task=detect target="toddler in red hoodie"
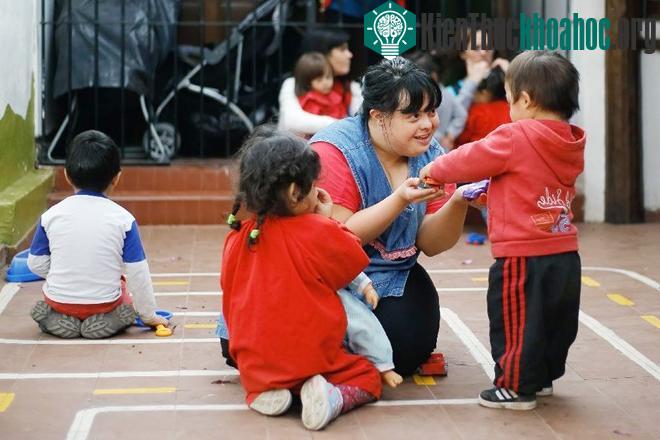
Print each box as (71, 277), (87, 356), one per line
(294, 52), (347, 121)
(420, 51), (585, 411)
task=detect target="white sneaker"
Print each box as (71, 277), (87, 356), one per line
(249, 389), (292, 416)
(536, 386), (553, 397)
(301, 375), (343, 430)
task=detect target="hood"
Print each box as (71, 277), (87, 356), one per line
(519, 119), (586, 186)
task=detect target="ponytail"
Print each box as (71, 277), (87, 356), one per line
(227, 196), (242, 230)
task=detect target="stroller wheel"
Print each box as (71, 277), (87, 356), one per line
(142, 122), (181, 162)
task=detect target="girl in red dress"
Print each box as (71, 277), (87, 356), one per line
(294, 52), (348, 121)
(221, 126), (382, 430)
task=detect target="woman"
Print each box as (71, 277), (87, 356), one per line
(310, 57), (471, 376)
(278, 29), (362, 136)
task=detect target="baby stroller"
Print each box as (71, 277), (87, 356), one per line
(48, 0), (180, 163)
(155, 0), (294, 159)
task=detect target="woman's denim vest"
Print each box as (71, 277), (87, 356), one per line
(310, 116), (443, 298)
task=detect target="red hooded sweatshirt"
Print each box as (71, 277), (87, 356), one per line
(430, 119), (586, 258)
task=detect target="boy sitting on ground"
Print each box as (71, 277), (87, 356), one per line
(28, 130), (168, 339)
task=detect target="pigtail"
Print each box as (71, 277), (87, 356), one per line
(248, 211), (266, 247)
(227, 196), (242, 231)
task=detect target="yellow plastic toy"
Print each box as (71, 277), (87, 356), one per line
(155, 324), (173, 337)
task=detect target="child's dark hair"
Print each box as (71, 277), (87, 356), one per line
(505, 50), (580, 119)
(361, 57), (441, 122)
(294, 52), (332, 96)
(227, 124), (321, 246)
(478, 66), (506, 100)
(65, 130), (121, 192)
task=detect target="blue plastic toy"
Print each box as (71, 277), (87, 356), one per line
(134, 309), (173, 327)
(466, 232), (487, 245)
(5, 249), (44, 282)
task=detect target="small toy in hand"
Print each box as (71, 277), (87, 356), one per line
(417, 353), (448, 376)
(418, 176), (442, 189)
(461, 179), (489, 204)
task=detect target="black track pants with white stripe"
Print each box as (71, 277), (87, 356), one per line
(486, 252), (581, 395)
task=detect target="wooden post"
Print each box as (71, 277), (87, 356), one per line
(605, 0), (644, 223)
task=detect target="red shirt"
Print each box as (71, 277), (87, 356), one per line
(430, 119), (586, 257)
(457, 100), (511, 146)
(312, 141), (453, 213)
(221, 214), (382, 401)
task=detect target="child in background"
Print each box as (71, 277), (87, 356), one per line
(420, 51), (585, 410)
(28, 130), (169, 339)
(407, 51), (467, 150)
(456, 66), (511, 145)
(220, 126), (383, 430)
(294, 52), (348, 121)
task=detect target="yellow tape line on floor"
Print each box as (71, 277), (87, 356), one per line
(581, 276), (600, 287)
(412, 375), (436, 386)
(152, 280), (189, 286)
(93, 387), (176, 395)
(184, 324), (217, 329)
(641, 315), (660, 329)
(0, 393), (15, 412)
(607, 293), (635, 306)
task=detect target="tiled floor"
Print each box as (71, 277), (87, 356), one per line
(1, 223), (659, 439)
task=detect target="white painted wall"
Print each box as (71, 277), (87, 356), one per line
(641, 41), (660, 212)
(568, 0), (606, 222)
(0, 0), (37, 120)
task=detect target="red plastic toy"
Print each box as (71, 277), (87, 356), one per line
(417, 353), (448, 376)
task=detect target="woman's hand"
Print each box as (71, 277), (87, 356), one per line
(394, 177), (444, 204)
(466, 59), (490, 83)
(315, 187), (334, 218)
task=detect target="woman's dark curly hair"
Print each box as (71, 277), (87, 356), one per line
(227, 124), (321, 245)
(361, 56), (441, 123)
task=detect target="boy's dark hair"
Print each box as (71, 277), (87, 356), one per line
(228, 124), (321, 246)
(294, 52), (332, 96)
(506, 51), (580, 119)
(478, 66), (506, 100)
(65, 130), (121, 192)
(361, 56), (441, 122)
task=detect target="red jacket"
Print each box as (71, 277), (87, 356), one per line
(456, 100), (511, 146)
(298, 82), (349, 120)
(430, 119), (586, 257)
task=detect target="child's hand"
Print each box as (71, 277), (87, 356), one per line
(140, 313), (169, 327)
(314, 187), (333, 218)
(394, 177), (444, 204)
(363, 283), (379, 309)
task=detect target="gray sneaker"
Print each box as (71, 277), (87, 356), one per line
(80, 304), (136, 339)
(31, 300), (81, 339)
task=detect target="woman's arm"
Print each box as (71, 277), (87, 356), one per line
(278, 77), (337, 135)
(416, 190), (469, 256)
(333, 178), (442, 245)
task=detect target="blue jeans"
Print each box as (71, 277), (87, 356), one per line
(338, 288), (394, 372)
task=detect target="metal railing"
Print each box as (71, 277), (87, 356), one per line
(37, 0), (560, 165)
